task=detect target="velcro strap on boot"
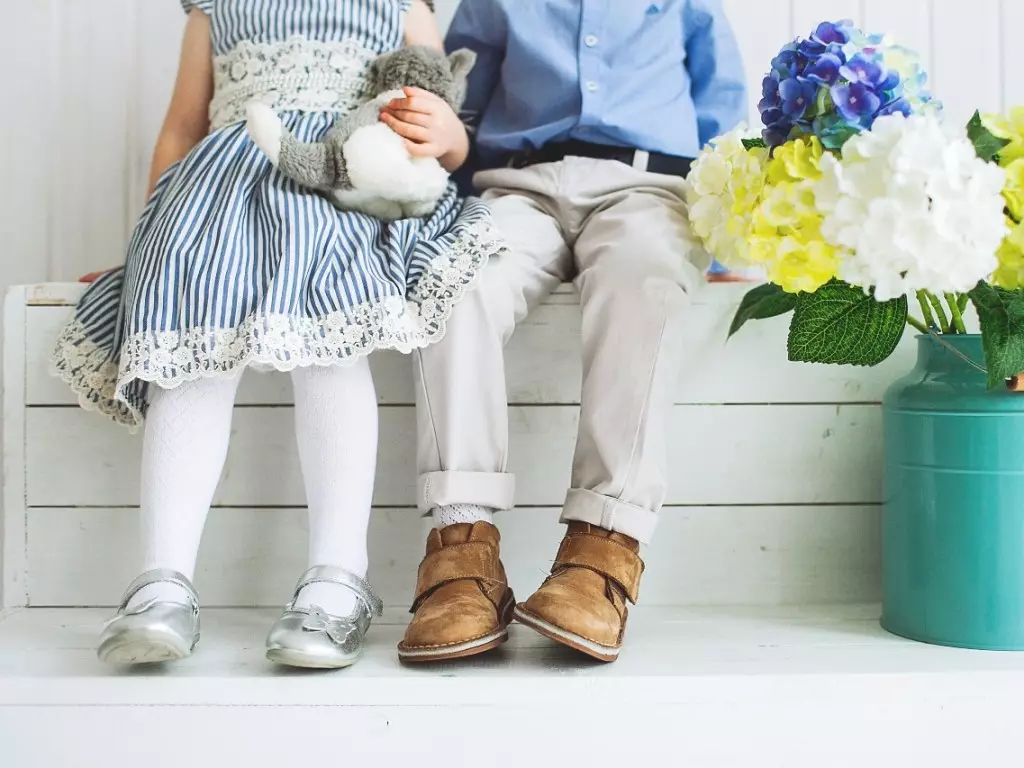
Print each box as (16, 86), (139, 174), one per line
(413, 541), (501, 609)
(554, 534), (645, 604)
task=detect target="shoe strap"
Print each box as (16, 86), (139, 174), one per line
(117, 569), (199, 612)
(413, 540), (501, 610)
(553, 533), (645, 604)
(288, 565), (384, 618)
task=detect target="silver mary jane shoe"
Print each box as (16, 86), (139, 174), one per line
(266, 566), (383, 669)
(97, 569), (201, 665)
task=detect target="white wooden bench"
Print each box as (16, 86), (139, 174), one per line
(2, 281), (910, 610)
(12, 281), (1024, 766)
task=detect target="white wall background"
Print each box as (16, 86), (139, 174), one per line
(1, 0), (1018, 293)
(0, 0), (1015, 403)
(0, 0), (1013, 606)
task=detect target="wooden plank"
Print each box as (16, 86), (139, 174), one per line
(26, 290), (918, 406)
(2, 289), (28, 608)
(721, 0), (792, 125)
(127, 2), (187, 228)
(0, 1), (56, 288)
(931, 0), (1003, 123)
(862, 0), (932, 74)
(25, 404), (883, 508)
(6, 608), (1024, 768)
(25, 505), (881, 607)
(20, 281), (578, 308)
(49, 0), (135, 281)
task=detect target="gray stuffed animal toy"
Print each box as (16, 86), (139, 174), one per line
(245, 45), (476, 221)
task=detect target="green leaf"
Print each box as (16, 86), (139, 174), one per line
(787, 281), (908, 366)
(968, 282), (1024, 388)
(967, 110), (1011, 162)
(728, 283), (799, 337)
(741, 137), (767, 150)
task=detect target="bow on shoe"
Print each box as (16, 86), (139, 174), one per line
(301, 605), (356, 646)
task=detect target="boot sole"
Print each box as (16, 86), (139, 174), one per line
(97, 628), (193, 665)
(397, 592), (516, 664)
(513, 605), (620, 663)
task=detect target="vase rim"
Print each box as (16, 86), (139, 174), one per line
(913, 332), (986, 373)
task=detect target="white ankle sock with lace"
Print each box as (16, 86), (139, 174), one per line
(432, 503), (495, 529)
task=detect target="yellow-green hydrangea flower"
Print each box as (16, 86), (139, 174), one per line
(747, 137), (839, 293)
(984, 108), (1024, 164)
(995, 219), (1024, 289)
(1001, 158), (1024, 222)
(685, 126), (769, 268)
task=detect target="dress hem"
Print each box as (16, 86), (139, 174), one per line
(51, 221), (504, 431)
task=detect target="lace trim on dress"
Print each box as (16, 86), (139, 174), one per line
(51, 222), (504, 430)
(209, 36), (376, 129)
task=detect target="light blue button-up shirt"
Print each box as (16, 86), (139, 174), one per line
(445, 0), (747, 170)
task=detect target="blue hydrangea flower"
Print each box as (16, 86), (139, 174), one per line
(832, 82), (882, 121)
(811, 20), (852, 45)
(759, 75), (781, 112)
(770, 44), (804, 80)
(797, 38), (827, 60)
(780, 78), (817, 118)
(804, 53), (844, 85)
(878, 98), (912, 117)
(758, 19), (941, 149)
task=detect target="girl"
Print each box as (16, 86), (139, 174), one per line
(53, 0), (501, 669)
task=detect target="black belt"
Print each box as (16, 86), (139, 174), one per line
(505, 140), (694, 177)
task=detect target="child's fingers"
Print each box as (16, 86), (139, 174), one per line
(387, 92), (438, 115)
(403, 86), (437, 101)
(383, 109), (430, 127)
(384, 116), (430, 142)
(404, 140), (440, 158)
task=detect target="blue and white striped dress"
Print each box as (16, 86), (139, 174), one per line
(52, 0), (503, 429)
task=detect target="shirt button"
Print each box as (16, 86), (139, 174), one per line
(585, 35), (599, 47)
(586, 81), (599, 92)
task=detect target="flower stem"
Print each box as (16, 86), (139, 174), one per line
(945, 293), (967, 334)
(916, 291), (938, 330)
(926, 291), (951, 334)
(907, 315), (929, 334)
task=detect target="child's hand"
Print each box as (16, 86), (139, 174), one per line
(380, 87), (469, 171)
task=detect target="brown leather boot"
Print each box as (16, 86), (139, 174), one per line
(398, 521), (515, 663)
(514, 522), (644, 662)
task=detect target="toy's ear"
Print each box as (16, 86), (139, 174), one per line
(447, 48), (477, 80)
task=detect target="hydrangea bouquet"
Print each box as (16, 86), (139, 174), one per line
(686, 20), (1024, 388)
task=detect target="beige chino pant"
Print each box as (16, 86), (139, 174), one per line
(414, 156), (708, 544)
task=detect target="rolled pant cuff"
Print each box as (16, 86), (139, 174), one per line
(417, 471), (516, 512)
(560, 488), (658, 545)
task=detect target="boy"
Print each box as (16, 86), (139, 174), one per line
(385, 0), (746, 662)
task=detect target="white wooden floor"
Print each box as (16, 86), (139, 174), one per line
(3, 605), (1024, 767)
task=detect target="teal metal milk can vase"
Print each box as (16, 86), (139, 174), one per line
(883, 334), (1024, 650)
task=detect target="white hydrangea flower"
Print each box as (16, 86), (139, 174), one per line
(685, 125), (767, 268)
(815, 113), (1008, 301)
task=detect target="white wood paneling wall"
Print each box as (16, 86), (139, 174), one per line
(0, 1), (1014, 606)
(0, 0), (1014, 286)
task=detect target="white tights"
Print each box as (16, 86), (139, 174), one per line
(129, 362), (377, 617)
